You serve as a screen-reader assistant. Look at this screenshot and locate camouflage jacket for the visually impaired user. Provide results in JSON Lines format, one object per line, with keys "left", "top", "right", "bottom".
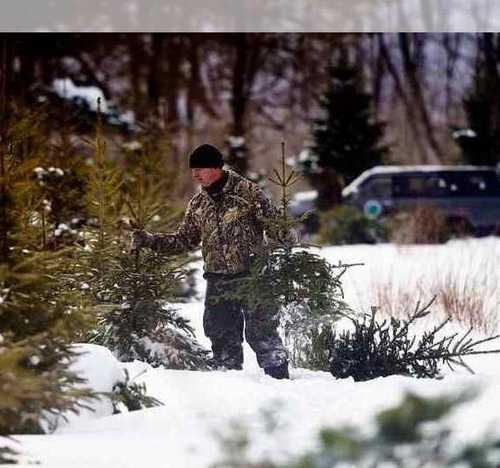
{"left": 142, "top": 170, "right": 285, "bottom": 275}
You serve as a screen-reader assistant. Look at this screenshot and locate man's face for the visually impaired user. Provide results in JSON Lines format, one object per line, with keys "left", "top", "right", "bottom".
{"left": 191, "top": 168, "right": 223, "bottom": 187}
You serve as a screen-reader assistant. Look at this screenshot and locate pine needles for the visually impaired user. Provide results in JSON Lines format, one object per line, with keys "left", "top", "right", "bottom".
{"left": 329, "top": 297, "right": 500, "bottom": 381}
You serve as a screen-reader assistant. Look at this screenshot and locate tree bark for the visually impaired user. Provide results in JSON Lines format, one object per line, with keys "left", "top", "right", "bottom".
{"left": 398, "top": 33, "right": 444, "bottom": 164}
{"left": 378, "top": 34, "right": 430, "bottom": 163}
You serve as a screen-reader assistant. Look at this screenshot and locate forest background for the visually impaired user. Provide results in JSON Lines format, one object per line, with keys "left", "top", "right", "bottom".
{"left": 2, "top": 33, "right": 499, "bottom": 200}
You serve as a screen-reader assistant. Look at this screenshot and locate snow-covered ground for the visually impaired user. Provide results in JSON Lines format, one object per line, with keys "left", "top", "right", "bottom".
{"left": 12, "top": 238, "right": 500, "bottom": 467}
{"left": 325, "top": 236, "right": 500, "bottom": 332}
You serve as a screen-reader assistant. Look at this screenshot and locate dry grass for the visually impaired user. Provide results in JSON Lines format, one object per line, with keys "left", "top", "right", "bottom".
{"left": 371, "top": 259, "right": 500, "bottom": 335}
{"left": 388, "top": 204, "right": 451, "bottom": 245}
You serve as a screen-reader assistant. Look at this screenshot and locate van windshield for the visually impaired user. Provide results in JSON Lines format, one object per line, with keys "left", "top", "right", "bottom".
{"left": 359, "top": 176, "right": 391, "bottom": 198}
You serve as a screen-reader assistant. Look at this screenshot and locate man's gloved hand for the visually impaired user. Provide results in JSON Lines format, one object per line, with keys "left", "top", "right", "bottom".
{"left": 129, "top": 230, "right": 151, "bottom": 253}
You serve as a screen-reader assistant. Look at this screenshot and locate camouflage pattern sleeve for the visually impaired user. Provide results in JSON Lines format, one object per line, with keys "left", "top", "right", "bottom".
{"left": 146, "top": 197, "right": 201, "bottom": 255}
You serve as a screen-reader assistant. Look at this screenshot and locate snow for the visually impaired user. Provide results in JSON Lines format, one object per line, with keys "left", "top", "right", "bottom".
{"left": 53, "top": 78, "right": 109, "bottom": 113}
{"left": 290, "top": 147, "right": 322, "bottom": 173}
{"left": 122, "top": 140, "right": 142, "bottom": 152}
{"left": 452, "top": 128, "right": 477, "bottom": 139}
{"left": 50, "top": 79, "right": 136, "bottom": 131}
{"left": 227, "top": 135, "right": 245, "bottom": 148}
{"left": 324, "top": 237, "right": 500, "bottom": 333}
{"left": 11, "top": 238, "right": 500, "bottom": 467}
{"left": 291, "top": 190, "right": 318, "bottom": 203}
{"left": 46, "top": 344, "right": 126, "bottom": 430}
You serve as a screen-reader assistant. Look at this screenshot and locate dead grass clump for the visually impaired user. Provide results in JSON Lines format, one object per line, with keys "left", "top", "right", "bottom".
{"left": 372, "top": 280, "right": 427, "bottom": 318}
{"left": 388, "top": 204, "right": 450, "bottom": 244}
{"left": 372, "top": 274, "right": 498, "bottom": 335}
{"left": 433, "top": 272, "right": 499, "bottom": 334}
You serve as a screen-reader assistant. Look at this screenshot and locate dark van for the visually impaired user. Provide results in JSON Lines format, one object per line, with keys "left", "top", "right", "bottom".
{"left": 342, "top": 165, "right": 500, "bottom": 235}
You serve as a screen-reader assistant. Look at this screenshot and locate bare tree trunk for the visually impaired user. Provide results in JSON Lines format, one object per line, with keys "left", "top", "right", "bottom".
{"left": 128, "top": 35, "right": 145, "bottom": 123}
{"left": 369, "top": 33, "right": 386, "bottom": 117}
{"left": 442, "top": 34, "right": 462, "bottom": 123}
{"left": 186, "top": 35, "right": 218, "bottom": 123}
{"left": 481, "top": 33, "right": 500, "bottom": 129}
{"left": 227, "top": 33, "right": 261, "bottom": 174}
{"left": 398, "top": 33, "right": 444, "bottom": 163}
{"left": 231, "top": 34, "right": 248, "bottom": 138}
{"left": 164, "top": 35, "right": 182, "bottom": 133}
{"left": 146, "top": 33, "right": 165, "bottom": 121}
{"left": 378, "top": 34, "right": 430, "bottom": 163}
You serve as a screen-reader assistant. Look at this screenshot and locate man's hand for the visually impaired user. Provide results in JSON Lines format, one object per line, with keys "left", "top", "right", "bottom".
{"left": 129, "top": 230, "right": 151, "bottom": 254}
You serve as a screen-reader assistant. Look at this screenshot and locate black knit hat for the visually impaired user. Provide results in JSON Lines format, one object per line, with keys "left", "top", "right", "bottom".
{"left": 189, "top": 144, "right": 224, "bottom": 169}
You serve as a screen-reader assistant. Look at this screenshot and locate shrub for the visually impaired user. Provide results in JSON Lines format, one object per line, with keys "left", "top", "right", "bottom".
{"left": 318, "top": 205, "right": 388, "bottom": 245}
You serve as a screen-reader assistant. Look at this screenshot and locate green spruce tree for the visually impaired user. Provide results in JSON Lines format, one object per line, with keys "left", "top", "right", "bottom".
{"left": 303, "top": 57, "right": 387, "bottom": 210}
{"left": 83, "top": 101, "right": 210, "bottom": 370}
{"left": 0, "top": 106, "right": 95, "bottom": 437}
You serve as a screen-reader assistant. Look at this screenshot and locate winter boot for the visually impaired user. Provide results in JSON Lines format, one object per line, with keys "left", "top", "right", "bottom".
{"left": 264, "top": 361, "right": 289, "bottom": 380}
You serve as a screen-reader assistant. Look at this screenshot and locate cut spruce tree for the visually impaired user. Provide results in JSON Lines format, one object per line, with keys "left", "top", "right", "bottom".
{"left": 82, "top": 101, "right": 211, "bottom": 370}
{"left": 327, "top": 297, "right": 500, "bottom": 381}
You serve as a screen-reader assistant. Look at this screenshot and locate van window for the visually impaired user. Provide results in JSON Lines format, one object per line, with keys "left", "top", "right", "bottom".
{"left": 394, "top": 175, "right": 432, "bottom": 197}
{"left": 360, "top": 176, "right": 391, "bottom": 198}
{"left": 454, "top": 171, "right": 500, "bottom": 196}
{"left": 393, "top": 170, "right": 500, "bottom": 198}
{"left": 393, "top": 174, "right": 455, "bottom": 197}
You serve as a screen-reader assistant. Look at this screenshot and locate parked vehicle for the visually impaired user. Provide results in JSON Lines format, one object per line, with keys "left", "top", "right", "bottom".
{"left": 342, "top": 165, "right": 500, "bottom": 235}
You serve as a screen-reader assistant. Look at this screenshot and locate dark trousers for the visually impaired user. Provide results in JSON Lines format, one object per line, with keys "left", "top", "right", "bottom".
{"left": 203, "top": 275, "right": 288, "bottom": 370}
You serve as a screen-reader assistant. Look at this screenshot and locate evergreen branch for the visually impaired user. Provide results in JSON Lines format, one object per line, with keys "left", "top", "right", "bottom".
{"left": 452, "top": 326, "right": 473, "bottom": 354}
{"left": 266, "top": 177, "right": 280, "bottom": 188}
{"left": 329, "top": 296, "right": 500, "bottom": 380}
{"left": 462, "top": 334, "right": 500, "bottom": 351}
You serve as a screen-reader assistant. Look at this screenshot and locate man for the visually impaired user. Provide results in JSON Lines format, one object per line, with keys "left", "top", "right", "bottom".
{"left": 132, "top": 144, "right": 294, "bottom": 379}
